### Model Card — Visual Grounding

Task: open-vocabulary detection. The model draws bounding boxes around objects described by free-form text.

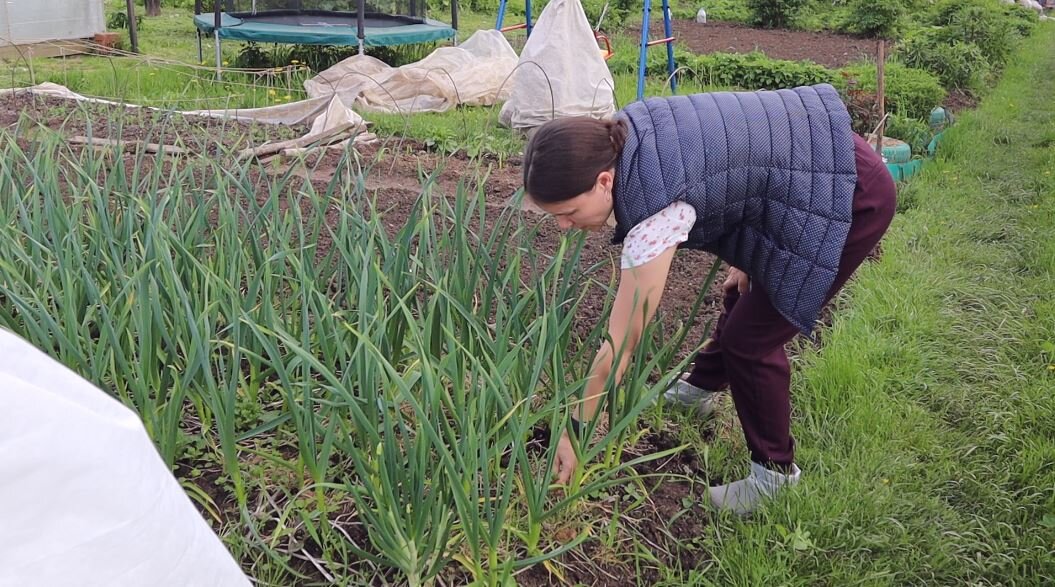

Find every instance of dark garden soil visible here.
[651,19,878,69]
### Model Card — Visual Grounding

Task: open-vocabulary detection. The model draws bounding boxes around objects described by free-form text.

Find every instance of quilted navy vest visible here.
[612,83,858,335]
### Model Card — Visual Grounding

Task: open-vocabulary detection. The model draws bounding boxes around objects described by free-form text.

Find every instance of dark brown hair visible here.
[522,117,628,204]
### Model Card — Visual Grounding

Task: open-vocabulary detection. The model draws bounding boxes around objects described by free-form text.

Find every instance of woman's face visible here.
[529,170,615,232]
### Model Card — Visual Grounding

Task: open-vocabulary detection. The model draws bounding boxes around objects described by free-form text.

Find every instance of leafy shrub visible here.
[691,52,834,90]
[837,62,946,120]
[746,0,808,28]
[234,42,272,69]
[929,0,1017,66]
[840,0,903,38]
[884,112,932,154]
[287,45,355,71]
[612,48,834,93]
[837,70,881,136]
[896,30,990,91]
[1000,4,1041,37]
[107,10,143,31]
[606,45,698,76]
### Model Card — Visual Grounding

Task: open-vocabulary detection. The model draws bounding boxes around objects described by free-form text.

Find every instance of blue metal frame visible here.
[496,0,533,36]
[637,0,677,102]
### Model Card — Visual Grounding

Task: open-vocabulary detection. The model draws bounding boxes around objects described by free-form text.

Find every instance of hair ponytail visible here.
[523,116,627,204]
[606,118,628,154]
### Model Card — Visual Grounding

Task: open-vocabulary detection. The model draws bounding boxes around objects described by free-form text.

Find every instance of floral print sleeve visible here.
[620,201,697,270]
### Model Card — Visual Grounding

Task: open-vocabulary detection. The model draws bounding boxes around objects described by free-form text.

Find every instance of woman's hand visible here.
[723,266,750,294]
[548,245,678,488]
[552,431,578,485]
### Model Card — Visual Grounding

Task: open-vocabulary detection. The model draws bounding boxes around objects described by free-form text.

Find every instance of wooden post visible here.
[875,38,886,155]
[125,0,139,53]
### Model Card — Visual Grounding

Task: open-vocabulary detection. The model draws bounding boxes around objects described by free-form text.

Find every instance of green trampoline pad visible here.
[194,12,455,47]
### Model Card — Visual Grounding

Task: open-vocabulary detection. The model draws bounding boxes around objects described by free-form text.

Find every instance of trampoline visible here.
[194,1,459,70]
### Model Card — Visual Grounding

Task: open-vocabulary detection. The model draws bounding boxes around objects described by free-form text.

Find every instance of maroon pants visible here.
[686,133,897,468]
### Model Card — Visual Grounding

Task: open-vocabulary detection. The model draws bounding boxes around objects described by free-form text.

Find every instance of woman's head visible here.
[522,116,628,231]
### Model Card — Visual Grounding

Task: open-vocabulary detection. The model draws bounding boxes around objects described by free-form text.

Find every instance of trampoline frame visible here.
[194,0,459,78]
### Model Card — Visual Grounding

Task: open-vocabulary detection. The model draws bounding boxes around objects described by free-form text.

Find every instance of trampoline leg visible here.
[197,31,203,64]
[358,39,364,56]
[215,32,222,81]
[662,0,676,95]
[637,0,652,102]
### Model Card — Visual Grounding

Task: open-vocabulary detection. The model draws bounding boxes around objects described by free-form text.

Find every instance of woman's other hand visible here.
[723,266,750,294]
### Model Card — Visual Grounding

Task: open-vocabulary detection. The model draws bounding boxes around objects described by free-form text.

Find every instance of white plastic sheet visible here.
[0,328,251,586]
[498,0,617,131]
[0,82,370,145]
[304,29,519,114]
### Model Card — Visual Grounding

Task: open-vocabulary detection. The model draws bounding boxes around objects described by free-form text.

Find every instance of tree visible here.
[145,0,160,17]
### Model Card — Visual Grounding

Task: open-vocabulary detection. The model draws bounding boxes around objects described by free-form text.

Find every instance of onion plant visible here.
[0,124,714,585]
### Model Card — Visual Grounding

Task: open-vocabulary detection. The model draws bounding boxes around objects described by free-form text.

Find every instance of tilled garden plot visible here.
[2,97,733,585]
[652,19,877,68]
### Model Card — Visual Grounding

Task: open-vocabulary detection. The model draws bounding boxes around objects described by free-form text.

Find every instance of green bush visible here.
[613,48,834,92]
[1000,4,1041,37]
[234,42,272,70]
[929,0,1017,67]
[837,62,946,120]
[896,30,990,91]
[840,0,903,38]
[606,45,698,76]
[746,0,808,28]
[884,112,932,154]
[691,52,834,90]
[107,10,143,31]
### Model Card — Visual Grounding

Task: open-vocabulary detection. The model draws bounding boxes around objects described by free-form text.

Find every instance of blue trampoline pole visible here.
[662,0,677,95]
[495,0,507,29]
[637,0,652,102]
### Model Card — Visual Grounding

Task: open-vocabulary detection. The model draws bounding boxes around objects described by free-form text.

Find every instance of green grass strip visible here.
[671,24,1055,586]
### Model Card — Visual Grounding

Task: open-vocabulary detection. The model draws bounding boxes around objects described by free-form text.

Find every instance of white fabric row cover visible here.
[0,328,251,586]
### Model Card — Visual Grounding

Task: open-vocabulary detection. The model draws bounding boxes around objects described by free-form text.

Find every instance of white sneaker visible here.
[708,461,801,515]
[660,375,723,417]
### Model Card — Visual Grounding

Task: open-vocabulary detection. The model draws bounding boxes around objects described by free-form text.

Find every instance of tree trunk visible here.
[145,0,161,17]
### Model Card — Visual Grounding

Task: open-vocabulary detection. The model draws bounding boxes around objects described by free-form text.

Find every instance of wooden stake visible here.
[68,136,187,156]
[236,121,359,161]
[876,38,886,155]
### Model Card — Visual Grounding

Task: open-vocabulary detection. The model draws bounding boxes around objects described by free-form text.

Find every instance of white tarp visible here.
[0,328,251,586]
[303,29,519,114]
[498,0,617,131]
[0,82,370,147]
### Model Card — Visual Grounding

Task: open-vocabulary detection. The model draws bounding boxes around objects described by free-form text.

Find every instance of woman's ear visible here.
[596,170,614,194]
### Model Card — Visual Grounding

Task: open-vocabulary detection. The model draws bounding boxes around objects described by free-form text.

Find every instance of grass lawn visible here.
[673,22,1055,585]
